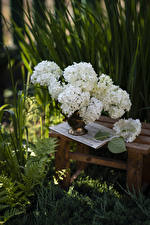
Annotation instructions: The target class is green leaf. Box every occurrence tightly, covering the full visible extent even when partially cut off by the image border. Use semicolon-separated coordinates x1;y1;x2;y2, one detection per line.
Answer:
21;52;32;73
95;130;111;140
108;137;127;154
0;104;9;122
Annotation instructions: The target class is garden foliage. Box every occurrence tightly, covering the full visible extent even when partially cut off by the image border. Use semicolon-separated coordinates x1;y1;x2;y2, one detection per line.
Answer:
0;85;57;223
15;0;150;121
1;0;150;224
6;176;150;225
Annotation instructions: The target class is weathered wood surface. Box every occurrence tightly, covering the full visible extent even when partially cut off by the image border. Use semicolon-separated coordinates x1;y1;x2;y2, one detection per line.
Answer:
97;120;150;136
76;143;89;170
143;155;150;183
127;150;143;191
98;116;150;130
50;122;116;149
50;132;71;188
69;152;127;170
98;116;150;191
70;143;90;184
50;116;150;192
97;116;150;154
126;143;150;154
96;116;150;136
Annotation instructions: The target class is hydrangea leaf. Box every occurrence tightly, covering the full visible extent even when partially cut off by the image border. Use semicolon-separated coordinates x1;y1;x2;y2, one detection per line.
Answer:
108;137;126;153
94;130;111;140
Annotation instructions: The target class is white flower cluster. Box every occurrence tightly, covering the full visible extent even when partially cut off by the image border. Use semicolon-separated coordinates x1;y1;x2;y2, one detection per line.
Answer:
63;62;98;92
113;118;141;142
93;74;131;119
48;78;64;99
31;60;142;142
31;60;132;125
58;85;90;117
57;62;103;123
79;97;103;124
31;61;62;87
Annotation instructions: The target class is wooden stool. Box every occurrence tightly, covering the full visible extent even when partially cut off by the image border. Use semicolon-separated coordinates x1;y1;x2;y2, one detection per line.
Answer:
49;116;150;192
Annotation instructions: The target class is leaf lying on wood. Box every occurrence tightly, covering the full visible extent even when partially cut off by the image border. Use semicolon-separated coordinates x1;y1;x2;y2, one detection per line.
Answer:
94;130;112;141
108;137;127;154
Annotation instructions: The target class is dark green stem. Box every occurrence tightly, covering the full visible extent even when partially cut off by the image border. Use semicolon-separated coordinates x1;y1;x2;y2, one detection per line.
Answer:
0;0;3;46
10;0;24;46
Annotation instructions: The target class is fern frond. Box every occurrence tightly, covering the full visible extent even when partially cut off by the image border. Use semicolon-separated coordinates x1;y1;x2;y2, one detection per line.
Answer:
25;161;45;180
0;203;9;211
31;137;57;157
3;207;24;223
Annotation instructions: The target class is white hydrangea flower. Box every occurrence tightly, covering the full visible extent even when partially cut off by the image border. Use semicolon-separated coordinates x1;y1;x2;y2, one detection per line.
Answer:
93;74;131;119
79;97;103;124
58;85;90;116
108;107;125;119
120;89;132;112
99;73;113;84
93;74;113;99
31;61;62;86
48;77;64;99
113;118;141;142
31;60;133;126
63;62;98;92
101;85;131;119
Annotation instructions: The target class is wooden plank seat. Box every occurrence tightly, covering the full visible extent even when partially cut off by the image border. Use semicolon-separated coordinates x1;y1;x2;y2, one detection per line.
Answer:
49;116;150;192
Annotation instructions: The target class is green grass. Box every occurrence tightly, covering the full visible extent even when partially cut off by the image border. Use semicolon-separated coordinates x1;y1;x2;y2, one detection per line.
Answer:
5;170;150;225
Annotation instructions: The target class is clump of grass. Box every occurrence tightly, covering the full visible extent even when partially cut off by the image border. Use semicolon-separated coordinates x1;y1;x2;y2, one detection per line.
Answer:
6;175;150;225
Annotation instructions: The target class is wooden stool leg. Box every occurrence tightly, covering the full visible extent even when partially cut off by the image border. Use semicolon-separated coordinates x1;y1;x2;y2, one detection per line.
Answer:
55;135;70;189
76;143;89;170
143;155;150;183
127;150;143;192
70;143;89;183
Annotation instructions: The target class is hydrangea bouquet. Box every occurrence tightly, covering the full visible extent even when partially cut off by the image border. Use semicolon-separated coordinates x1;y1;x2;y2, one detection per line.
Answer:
31;61;141;152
